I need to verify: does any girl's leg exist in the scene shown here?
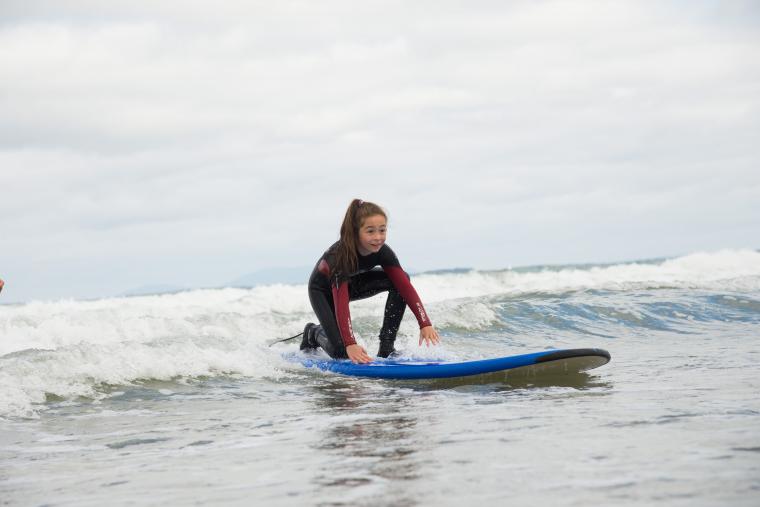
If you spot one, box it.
[307,286,348,359]
[350,269,407,357]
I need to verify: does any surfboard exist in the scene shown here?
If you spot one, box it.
[285,348,611,380]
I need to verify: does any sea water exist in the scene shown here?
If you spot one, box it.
[1,249,759,506]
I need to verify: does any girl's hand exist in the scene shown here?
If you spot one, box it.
[419,325,441,347]
[346,344,373,364]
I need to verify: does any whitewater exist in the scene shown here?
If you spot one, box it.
[2,249,759,506]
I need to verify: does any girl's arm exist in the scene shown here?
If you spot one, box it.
[382,266,432,328]
[332,281,372,363]
[383,266,441,347]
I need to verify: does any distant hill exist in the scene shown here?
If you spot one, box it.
[228,266,312,287]
[414,267,473,275]
[228,266,474,286]
[118,265,471,298]
[120,284,187,297]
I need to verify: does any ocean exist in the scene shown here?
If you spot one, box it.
[1,249,759,506]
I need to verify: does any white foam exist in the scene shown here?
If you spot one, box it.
[0,285,311,418]
[0,285,310,357]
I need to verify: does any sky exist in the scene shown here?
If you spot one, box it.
[1,0,759,303]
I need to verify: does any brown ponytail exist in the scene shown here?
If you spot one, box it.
[334,199,387,281]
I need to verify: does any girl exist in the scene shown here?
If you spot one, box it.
[302,199,440,364]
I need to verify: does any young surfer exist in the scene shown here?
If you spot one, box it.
[302,199,440,364]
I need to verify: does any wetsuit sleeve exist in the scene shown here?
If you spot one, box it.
[331,281,357,347]
[377,245,432,328]
[383,265,433,329]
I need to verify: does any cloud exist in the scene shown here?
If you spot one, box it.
[1,0,759,301]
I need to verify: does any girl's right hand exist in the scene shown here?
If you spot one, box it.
[346,344,372,364]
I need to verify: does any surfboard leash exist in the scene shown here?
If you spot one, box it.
[267,332,304,347]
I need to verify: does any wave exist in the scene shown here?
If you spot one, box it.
[1,249,759,419]
[412,248,760,302]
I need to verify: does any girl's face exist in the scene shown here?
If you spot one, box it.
[357,214,387,256]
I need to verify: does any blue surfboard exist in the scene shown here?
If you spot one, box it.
[285,348,610,380]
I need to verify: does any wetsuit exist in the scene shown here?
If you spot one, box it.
[307,242,432,358]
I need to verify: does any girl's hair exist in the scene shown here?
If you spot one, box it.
[334,199,387,281]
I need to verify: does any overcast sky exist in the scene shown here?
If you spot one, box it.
[1,0,759,303]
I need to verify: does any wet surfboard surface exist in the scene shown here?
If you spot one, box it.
[285,348,611,380]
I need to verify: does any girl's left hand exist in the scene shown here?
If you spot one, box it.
[419,325,441,347]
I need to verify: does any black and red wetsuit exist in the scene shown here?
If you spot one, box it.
[307,241,432,358]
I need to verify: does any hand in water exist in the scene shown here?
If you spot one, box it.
[419,325,441,347]
[346,344,372,364]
